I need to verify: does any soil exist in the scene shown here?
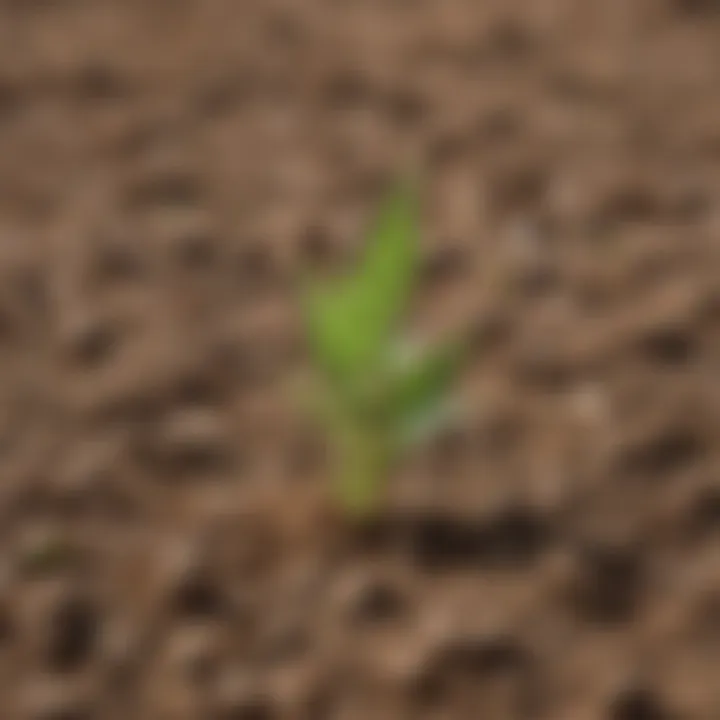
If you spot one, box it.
[1,0,720,717]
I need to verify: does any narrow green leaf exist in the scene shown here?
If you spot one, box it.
[301,179,421,386]
[383,339,464,444]
[301,276,364,387]
[350,177,420,358]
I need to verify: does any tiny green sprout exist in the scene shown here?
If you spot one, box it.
[299,178,464,517]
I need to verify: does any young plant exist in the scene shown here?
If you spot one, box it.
[300,180,463,516]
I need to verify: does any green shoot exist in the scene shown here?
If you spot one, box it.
[300,179,464,516]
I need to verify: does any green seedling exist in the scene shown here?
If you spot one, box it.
[300,179,464,516]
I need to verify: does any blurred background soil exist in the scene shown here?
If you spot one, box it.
[1,0,720,717]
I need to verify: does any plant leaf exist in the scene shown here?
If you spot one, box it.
[301,179,420,387]
[383,338,464,444]
[351,177,420,357]
[301,276,365,389]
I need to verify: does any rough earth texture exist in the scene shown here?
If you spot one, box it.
[1,0,720,718]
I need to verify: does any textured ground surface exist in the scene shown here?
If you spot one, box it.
[1,0,720,717]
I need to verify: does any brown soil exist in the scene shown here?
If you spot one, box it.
[1,0,720,717]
